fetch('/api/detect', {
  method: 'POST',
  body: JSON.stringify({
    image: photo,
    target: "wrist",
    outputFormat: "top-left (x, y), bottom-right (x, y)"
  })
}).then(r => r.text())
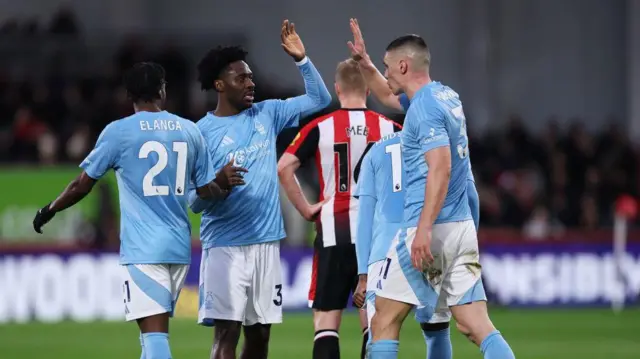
top-left (357, 54), bottom-right (374, 69)
top-left (358, 274), bottom-right (368, 281)
top-left (44, 202), bottom-right (54, 214)
top-left (294, 56), bottom-right (308, 65)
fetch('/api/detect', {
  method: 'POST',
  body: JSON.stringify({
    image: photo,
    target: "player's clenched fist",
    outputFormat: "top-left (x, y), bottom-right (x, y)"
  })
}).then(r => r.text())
top-left (215, 158), bottom-right (248, 190)
top-left (281, 19), bottom-right (306, 62)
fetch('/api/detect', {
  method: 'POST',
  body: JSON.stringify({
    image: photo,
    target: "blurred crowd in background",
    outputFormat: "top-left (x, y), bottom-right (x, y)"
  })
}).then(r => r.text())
top-left (0, 7), bottom-right (637, 241)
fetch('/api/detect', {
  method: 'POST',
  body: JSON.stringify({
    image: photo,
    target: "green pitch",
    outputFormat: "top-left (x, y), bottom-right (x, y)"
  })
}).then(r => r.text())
top-left (1, 308), bottom-right (639, 358)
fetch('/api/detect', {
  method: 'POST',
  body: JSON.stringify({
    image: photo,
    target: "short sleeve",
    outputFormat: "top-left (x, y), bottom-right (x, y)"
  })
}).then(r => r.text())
top-left (79, 123), bottom-right (119, 179)
top-left (284, 121), bottom-right (319, 163)
top-left (399, 94), bottom-right (411, 112)
top-left (413, 101), bottom-right (449, 153)
top-left (192, 126), bottom-right (217, 188)
top-left (354, 152), bottom-right (376, 200)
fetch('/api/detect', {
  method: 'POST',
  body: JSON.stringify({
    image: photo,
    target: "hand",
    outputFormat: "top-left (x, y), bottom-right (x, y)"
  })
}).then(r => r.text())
top-left (33, 203), bottom-right (55, 234)
top-left (281, 19), bottom-right (306, 62)
top-left (302, 196), bottom-right (331, 221)
top-left (347, 18), bottom-right (373, 68)
top-left (352, 274), bottom-right (367, 308)
top-left (411, 227), bottom-right (434, 270)
top-left (215, 158), bottom-right (248, 190)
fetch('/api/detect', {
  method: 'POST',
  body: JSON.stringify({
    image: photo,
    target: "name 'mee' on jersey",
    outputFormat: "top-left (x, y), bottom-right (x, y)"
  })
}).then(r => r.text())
top-left (401, 81), bottom-right (472, 226)
top-left (354, 132), bottom-right (405, 272)
top-left (190, 57), bottom-right (331, 248)
top-left (80, 111), bottom-right (216, 265)
top-left (285, 108), bottom-right (401, 247)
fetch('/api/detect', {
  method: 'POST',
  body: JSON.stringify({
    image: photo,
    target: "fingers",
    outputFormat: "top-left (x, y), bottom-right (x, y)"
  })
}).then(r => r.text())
top-left (350, 18), bottom-right (362, 42)
top-left (281, 21), bottom-right (288, 43)
top-left (224, 157), bottom-right (234, 167)
top-left (230, 166), bottom-right (248, 173)
top-left (347, 41), bottom-right (356, 53)
top-left (290, 22), bottom-right (296, 35)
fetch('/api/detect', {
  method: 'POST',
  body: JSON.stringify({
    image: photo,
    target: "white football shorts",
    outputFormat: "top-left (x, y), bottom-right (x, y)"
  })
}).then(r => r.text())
top-left (198, 241), bottom-right (283, 326)
top-left (122, 264), bottom-right (189, 322)
top-left (376, 220), bottom-right (486, 322)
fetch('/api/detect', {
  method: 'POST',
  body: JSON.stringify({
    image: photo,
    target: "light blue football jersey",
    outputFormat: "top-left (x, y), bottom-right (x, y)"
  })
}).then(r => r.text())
top-left (354, 132), bottom-right (405, 269)
top-left (400, 93), bottom-right (475, 183)
top-left (189, 59), bottom-right (331, 248)
top-left (401, 82), bottom-right (472, 226)
top-left (80, 111), bottom-right (216, 265)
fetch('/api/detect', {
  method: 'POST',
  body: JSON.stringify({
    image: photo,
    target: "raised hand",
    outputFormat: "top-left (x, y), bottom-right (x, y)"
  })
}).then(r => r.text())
top-left (281, 19), bottom-right (306, 62)
top-left (347, 18), bottom-right (370, 64)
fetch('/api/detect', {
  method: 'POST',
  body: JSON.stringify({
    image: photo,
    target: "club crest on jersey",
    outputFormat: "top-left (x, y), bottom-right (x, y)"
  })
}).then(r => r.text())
top-left (346, 125), bottom-right (369, 138)
top-left (255, 120), bottom-right (266, 135)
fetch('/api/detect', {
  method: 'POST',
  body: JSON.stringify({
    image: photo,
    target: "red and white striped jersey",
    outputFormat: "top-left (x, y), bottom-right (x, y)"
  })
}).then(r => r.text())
top-left (285, 108), bottom-right (402, 247)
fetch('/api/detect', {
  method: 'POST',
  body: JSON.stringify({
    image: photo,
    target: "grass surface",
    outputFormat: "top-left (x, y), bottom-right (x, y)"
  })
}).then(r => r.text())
top-left (1, 308), bottom-right (639, 358)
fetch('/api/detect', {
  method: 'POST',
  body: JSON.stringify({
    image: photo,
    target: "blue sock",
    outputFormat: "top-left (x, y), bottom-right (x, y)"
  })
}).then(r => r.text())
top-left (139, 333), bottom-right (146, 359)
top-left (368, 339), bottom-right (399, 359)
top-left (423, 327), bottom-right (452, 359)
top-left (480, 330), bottom-right (515, 359)
top-left (142, 333), bottom-right (172, 359)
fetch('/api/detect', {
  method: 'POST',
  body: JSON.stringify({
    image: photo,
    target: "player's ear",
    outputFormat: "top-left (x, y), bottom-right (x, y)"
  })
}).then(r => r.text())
top-left (334, 82), bottom-right (341, 97)
top-left (399, 60), bottom-right (408, 75)
top-left (365, 87), bottom-right (370, 97)
top-left (214, 79), bottom-right (224, 92)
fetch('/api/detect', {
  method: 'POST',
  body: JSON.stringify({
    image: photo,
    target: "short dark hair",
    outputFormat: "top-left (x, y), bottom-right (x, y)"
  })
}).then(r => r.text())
top-left (123, 62), bottom-right (166, 103)
top-left (386, 34), bottom-right (428, 52)
top-left (385, 34), bottom-right (431, 68)
top-left (197, 46), bottom-right (248, 91)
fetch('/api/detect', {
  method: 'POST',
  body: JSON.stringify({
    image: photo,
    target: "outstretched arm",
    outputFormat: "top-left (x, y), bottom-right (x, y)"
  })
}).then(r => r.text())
top-left (348, 18), bottom-right (404, 112)
top-left (34, 123), bottom-right (119, 234)
top-left (272, 20), bottom-right (332, 133)
top-left (50, 171), bottom-right (97, 213)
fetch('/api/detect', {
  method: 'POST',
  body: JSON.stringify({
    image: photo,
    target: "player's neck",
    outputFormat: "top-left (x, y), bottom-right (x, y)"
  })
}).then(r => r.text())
top-left (338, 96), bottom-right (367, 110)
top-left (214, 98), bottom-right (242, 117)
top-left (133, 102), bottom-right (162, 113)
top-left (403, 73), bottom-right (432, 100)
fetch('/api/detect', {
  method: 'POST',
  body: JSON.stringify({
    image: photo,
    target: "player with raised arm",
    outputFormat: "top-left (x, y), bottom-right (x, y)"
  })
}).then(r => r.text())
top-left (348, 18), bottom-right (480, 231)
top-left (189, 20), bottom-right (331, 359)
top-left (362, 35), bottom-right (516, 359)
top-left (31, 62), bottom-right (239, 359)
top-left (278, 58), bottom-right (401, 359)
top-left (354, 132), bottom-right (453, 359)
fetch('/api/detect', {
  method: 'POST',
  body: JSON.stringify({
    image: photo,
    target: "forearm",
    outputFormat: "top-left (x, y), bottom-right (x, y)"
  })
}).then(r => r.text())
top-left (358, 57), bottom-right (402, 111)
top-left (417, 166), bottom-right (450, 230)
top-left (188, 189), bottom-right (212, 214)
top-left (292, 58), bottom-right (332, 118)
top-left (49, 179), bottom-right (92, 213)
top-left (279, 170), bottom-right (312, 218)
top-left (355, 195), bottom-right (376, 275)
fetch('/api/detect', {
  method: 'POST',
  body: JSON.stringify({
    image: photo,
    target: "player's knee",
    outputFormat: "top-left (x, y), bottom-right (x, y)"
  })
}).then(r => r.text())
top-left (313, 310), bottom-right (342, 331)
top-left (244, 323), bottom-right (271, 344)
top-left (370, 312), bottom-right (397, 340)
top-left (455, 321), bottom-right (472, 340)
top-left (214, 320), bottom-right (242, 346)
